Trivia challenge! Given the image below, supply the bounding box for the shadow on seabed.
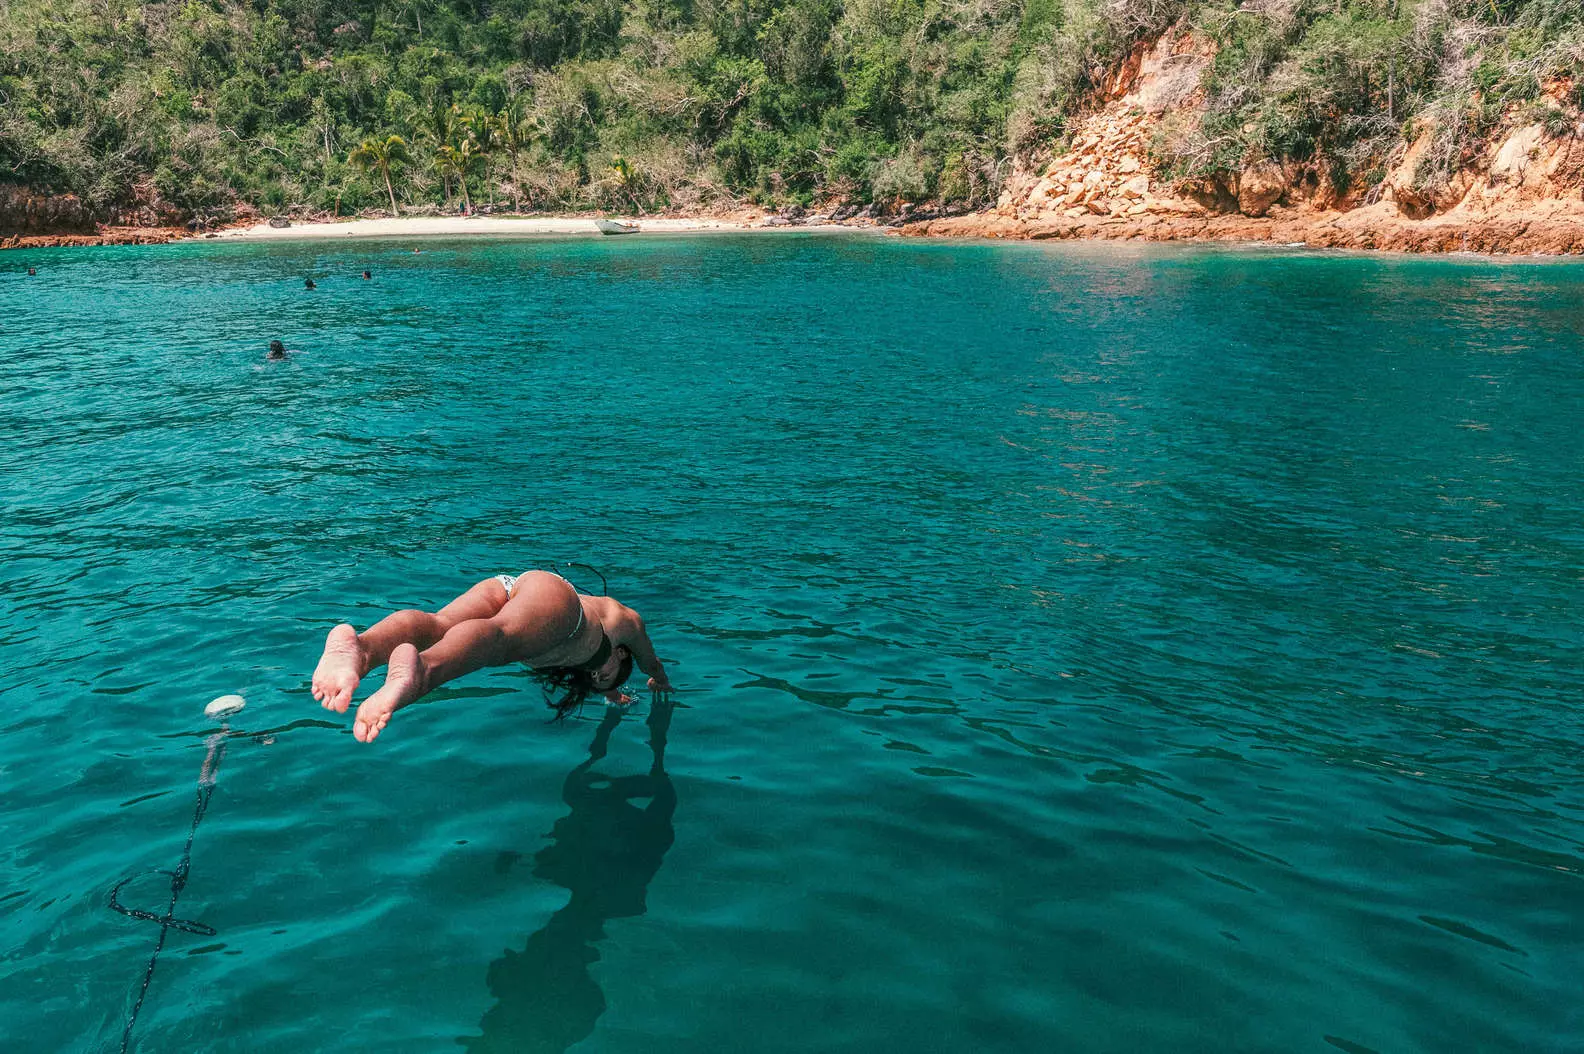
[462,697,678,1053]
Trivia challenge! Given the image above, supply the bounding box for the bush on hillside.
[1,0,1580,215]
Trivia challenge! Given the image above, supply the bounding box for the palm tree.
[421,98,456,149]
[418,98,458,200]
[492,104,530,212]
[457,106,497,152]
[457,107,500,205]
[348,135,410,216]
[609,155,645,214]
[436,141,483,213]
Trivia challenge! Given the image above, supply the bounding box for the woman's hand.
[647,673,672,693]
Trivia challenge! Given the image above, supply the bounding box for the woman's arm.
[612,606,670,691]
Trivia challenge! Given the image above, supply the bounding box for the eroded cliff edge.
[907,30,1584,254]
[0,184,210,250]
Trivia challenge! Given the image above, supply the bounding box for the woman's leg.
[311,578,508,712]
[350,572,585,743]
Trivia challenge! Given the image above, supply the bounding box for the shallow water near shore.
[2,234,1582,1053]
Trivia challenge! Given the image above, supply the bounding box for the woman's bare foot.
[312,624,368,712]
[354,643,427,743]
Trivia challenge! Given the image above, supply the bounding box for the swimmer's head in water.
[532,646,633,717]
[304,278,316,289]
[362,270,372,280]
[267,340,286,359]
[592,645,634,694]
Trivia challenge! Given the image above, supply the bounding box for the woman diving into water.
[311,570,671,743]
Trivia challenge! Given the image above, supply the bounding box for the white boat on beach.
[595,218,640,235]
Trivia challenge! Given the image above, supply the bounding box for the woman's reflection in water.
[464,698,677,1053]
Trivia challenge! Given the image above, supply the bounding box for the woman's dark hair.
[530,647,633,719]
[532,666,599,719]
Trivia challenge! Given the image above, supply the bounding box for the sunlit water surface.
[2,235,1581,1053]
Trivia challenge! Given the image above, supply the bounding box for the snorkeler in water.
[311,570,671,743]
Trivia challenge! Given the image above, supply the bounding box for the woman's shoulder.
[586,594,639,631]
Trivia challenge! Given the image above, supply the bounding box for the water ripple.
[2,238,1581,1052]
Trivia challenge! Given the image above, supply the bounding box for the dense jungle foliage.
[1,0,1581,217]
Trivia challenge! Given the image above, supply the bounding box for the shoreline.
[0,213,877,250]
[209,214,869,242]
[9,203,1584,255]
[902,200,1584,256]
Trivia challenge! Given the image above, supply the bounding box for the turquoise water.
[2,234,1581,1053]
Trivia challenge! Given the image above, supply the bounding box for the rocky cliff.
[908,30,1584,254]
[0,183,218,250]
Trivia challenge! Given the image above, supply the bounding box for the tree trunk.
[460,177,472,214]
[382,162,398,216]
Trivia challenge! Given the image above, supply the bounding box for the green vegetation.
[1157,0,1584,197]
[348,134,411,214]
[1,0,1581,219]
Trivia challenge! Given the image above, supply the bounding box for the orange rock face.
[1,227,185,250]
[931,29,1584,255]
[904,203,1584,256]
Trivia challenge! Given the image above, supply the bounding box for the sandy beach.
[213,214,866,242]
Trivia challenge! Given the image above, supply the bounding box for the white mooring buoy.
[204,694,246,719]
